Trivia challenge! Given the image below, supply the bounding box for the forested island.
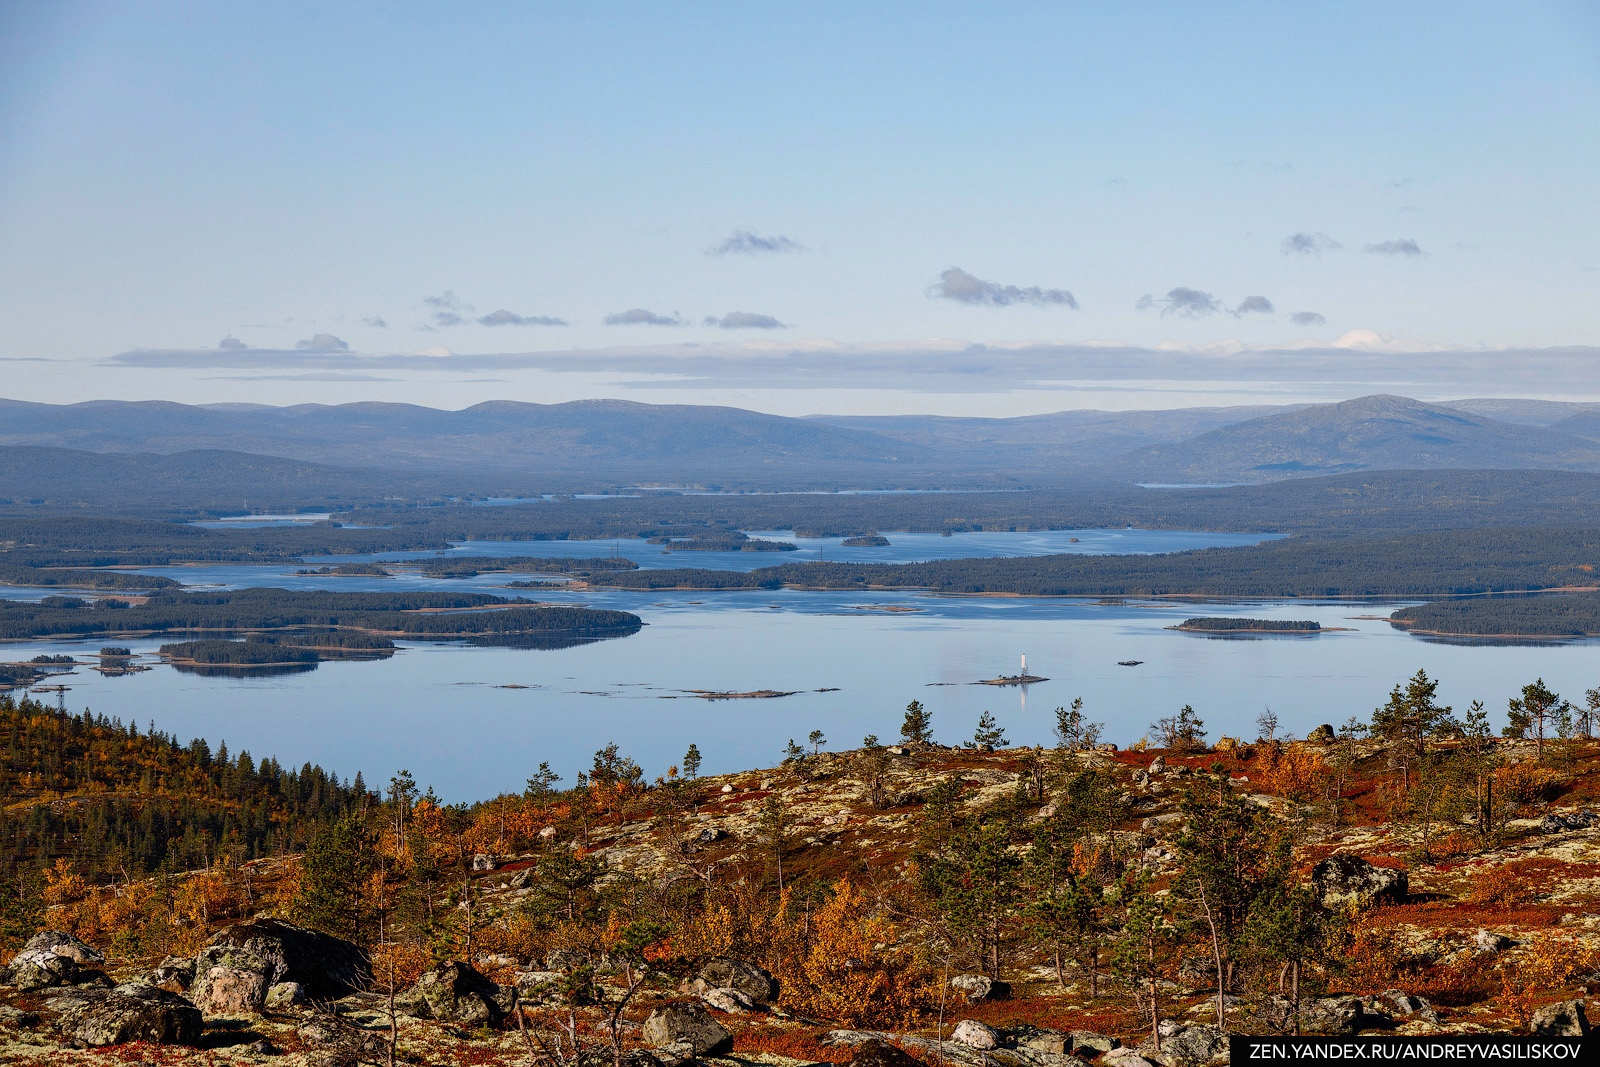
[403,555,639,578]
[841,534,891,547]
[1389,592,1600,638]
[0,588,642,648]
[294,562,393,576]
[578,525,1600,598]
[1175,617,1321,632]
[650,532,798,552]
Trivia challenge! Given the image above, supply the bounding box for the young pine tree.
[1505,677,1564,763]
[524,761,562,798]
[1054,698,1103,751]
[901,700,934,745]
[1372,669,1455,789]
[682,743,702,779]
[972,711,1007,750]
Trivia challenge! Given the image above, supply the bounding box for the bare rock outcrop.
[641,1002,733,1055]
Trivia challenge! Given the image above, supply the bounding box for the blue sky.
[3,2,1599,413]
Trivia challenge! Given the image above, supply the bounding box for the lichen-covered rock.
[1538,812,1598,834]
[266,980,308,1009]
[951,1020,1000,1050]
[405,961,505,1026]
[197,918,369,999]
[849,1039,923,1067]
[1381,989,1440,1024]
[697,957,776,1003]
[1299,996,1366,1035]
[1531,1000,1589,1037]
[1071,1031,1120,1053]
[51,983,203,1047]
[1102,1050,1161,1067]
[191,964,269,1016]
[1154,1025,1229,1066]
[1017,1029,1069,1054]
[6,930,106,991]
[146,955,195,992]
[641,1003,733,1055]
[1306,724,1335,743]
[700,985,754,1013]
[949,973,1011,1003]
[1311,855,1407,910]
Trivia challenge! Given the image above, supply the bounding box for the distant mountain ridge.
[1118,395,1600,481]
[3,394,1600,492]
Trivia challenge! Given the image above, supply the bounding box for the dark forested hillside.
[0,694,361,882]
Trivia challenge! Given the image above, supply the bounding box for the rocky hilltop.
[4,696,1600,1065]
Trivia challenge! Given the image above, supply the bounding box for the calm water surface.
[4,528,1597,800]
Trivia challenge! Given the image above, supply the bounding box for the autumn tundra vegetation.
[3,672,1600,1064]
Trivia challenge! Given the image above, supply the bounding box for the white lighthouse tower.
[1020,653,1027,678]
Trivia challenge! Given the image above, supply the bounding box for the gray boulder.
[1531,1000,1589,1037]
[641,1003,733,1055]
[1306,724,1335,743]
[1102,1050,1162,1067]
[6,930,106,991]
[1154,1025,1228,1066]
[191,962,269,1016]
[697,957,776,1003]
[1311,855,1407,910]
[950,973,1010,1003]
[849,1039,923,1067]
[197,918,370,999]
[1299,996,1366,1035]
[1017,1030,1070,1054]
[50,982,203,1047]
[701,986,754,1014]
[1381,990,1440,1024]
[146,955,195,992]
[405,961,505,1027]
[266,980,308,1010]
[1071,1031,1120,1053]
[951,1020,1000,1050]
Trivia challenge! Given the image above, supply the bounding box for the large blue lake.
[3,528,1597,801]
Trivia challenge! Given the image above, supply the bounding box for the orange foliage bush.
[770,878,936,1027]
[1494,763,1565,808]
[1496,934,1600,1029]
[369,941,433,993]
[1254,745,1326,802]
[1466,863,1540,912]
[733,1028,856,1064]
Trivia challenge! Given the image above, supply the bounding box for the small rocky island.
[978,673,1048,686]
[840,534,891,547]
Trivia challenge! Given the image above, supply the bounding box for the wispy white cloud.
[708,229,806,256]
[604,308,684,326]
[1280,232,1342,255]
[1364,238,1423,256]
[704,312,786,329]
[1136,287,1221,317]
[477,309,567,327]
